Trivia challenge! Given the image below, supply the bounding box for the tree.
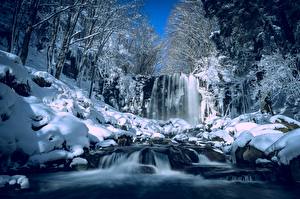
[162,0,217,74]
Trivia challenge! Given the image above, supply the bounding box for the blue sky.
[143,0,178,37]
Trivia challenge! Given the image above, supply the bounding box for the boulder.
[70,157,88,171]
[116,134,133,146]
[134,165,156,174]
[242,146,264,163]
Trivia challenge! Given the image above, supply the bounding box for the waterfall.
[153,152,171,171]
[147,73,201,125]
[98,150,172,174]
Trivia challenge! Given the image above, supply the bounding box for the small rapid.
[98,149,174,175]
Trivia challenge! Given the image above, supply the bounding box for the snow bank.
[0,50,28,82]
[249,133,283,152]
[265,128,300,165]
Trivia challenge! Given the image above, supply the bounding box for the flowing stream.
[1,148,300,199]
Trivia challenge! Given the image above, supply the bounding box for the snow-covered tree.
[161,0,218,74]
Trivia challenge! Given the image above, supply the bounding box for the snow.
[96,139,117,148]
[209,130,234,144]
[248,123,286,136]
[173,134,189,142]
[70,157,88,167]
[39,112,89,154]
[0,175,29,189]
[234,122,258,137]
[270,115,300,127]
[151,133,165,139]
[84,120,112,142]
[249,133,283,152]
[265,128,300,165]
[0,50,28,82]
[28,150,74,165]
[255,158,272,164]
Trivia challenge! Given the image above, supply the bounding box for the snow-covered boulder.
[96,139,117,148]
[172,134,189,143]
[265,128,300,165]
[70,157,88,171]
[231,131,254,164]
[209,130,234,144]
[0,175,29,189]
[270,115,300,131]
[234,122,258,137]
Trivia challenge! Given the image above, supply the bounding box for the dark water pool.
[1,170,300,199]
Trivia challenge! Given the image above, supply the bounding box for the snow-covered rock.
[0,175,29,189]
[96,139,117,148]
[173,134,189,143]
[234,122,258,137]
[231,131,254,163]
[70,157,88,170]
[249,133,283,152]
[265,128,300,165]
[209,130,234,144]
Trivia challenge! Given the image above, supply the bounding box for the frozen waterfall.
[147,73,201,125]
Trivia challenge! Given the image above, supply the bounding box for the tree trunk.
[47,15,60,75]
[8,0,22,53]
[88,60,97,99]
[19,0,39,65]
[19,26,33,65]
[54,2,83,79]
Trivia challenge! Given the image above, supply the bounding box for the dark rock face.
[116,135,133,146]
[32,76,51,87]
[235,145,265,165]
[242,146,265,163]
[98,75,155,117]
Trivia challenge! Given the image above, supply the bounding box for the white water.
[147,73,201,125]
[98,150,173,174]
[153,152,172,172]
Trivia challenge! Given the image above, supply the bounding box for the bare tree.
[162,0,217,74]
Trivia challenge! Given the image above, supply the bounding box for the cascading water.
[147,73,201,125]
[98,150,173,174]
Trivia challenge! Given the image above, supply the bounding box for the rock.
[199,147,226,163]
[0,71,31,97]
[0,175,29,190]
[168,146,193,169]
[172,134,189,143]
[242,146,264,163]
[234,146,248,165]
[32,76,51,87]
[96,139,117,148]
[134,165,156,174]
[116,134,133,146]
[270,115,300,132]
[70,157,88,171]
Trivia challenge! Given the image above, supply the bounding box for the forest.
[0,0,300,198]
